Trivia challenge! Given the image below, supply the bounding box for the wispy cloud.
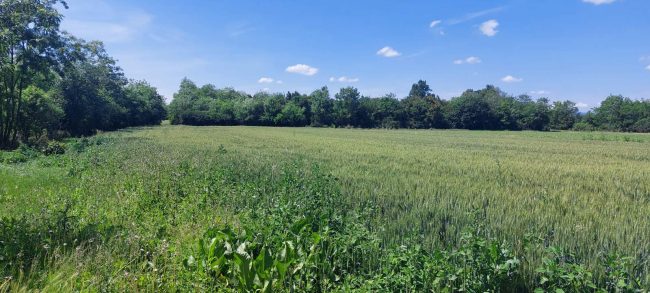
[502,75,523,83]
[228,22,257,37]
[582,0,616,5]
[286,64,319,76]
[429,20,442,28]
[377,46,401,58]
[530,90,550,95]
[62,0,186,44]
[63,11,153,43]
[447,7,505,25]
[480,20,499,37]
[329,76,360,83]
[148,28,185,43]
[576,102,591,110]
[454,56,482,65]
[646,64,650,71]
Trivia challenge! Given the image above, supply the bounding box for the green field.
[1,126,649,291]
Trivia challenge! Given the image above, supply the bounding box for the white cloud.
[465,56,482,64]
[259,77,284,84]
[329,76,360,83]
[258,77,274,84]
[429,20,442,28]
[286,64,319,76]
[480,19,499,37]
[454,56,482,65]
[646,64,650,71]
[530,90,550,95]
[576,102,590,109]
[582,0,616,5]
[501,75,523,83]
[377,46,401,58]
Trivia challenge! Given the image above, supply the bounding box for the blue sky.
[60,0,650,110]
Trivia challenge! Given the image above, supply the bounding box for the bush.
[572,122,595,131]
[41,141,67,155]
[534,247,597,292]
[0,145,41,164]
[1,151,29,164]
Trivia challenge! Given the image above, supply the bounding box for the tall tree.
[549,100,579,130]
[360,93,403,128]
[402,80,447,129]
[57,38,128,135]
[408,80,432,98]
[333,87,361,127]
[309,87,333,127]
[447,90,500,130]
[0,0,67,149]
[124,80,167,126]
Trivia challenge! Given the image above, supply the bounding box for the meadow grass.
[1,125,648,291]
[133,126,650,284]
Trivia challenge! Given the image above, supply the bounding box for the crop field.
[1,126,649,291]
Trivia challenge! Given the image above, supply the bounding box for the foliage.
[0,1,165,150]
[549,101,579,130]
[584,95,650,132]
[0,0,67,149]
[167,78,650,133]
[534,247,598,292]
[366,228,521,292]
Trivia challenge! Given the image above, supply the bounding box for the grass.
[1,125,648,291]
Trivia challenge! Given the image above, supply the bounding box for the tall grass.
[0,125,648,290]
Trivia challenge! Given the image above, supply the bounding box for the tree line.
[0,0,166,150]
[169,79,650,132]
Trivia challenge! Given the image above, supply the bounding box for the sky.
[59,0,650,110]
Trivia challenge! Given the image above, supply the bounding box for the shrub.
[534,247,597,292]
[41,141,67,156]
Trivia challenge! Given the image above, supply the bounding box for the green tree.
[124,80,167,126]
[447,91,500,130]
[262,93,285,126]
[57,38,128,135]
[360,94,403,129]
[591,95,649,131]
[408,80,432,98]
[518,97,550,131]
[19,85,63,141]
[402,81,447,129]
[275,101,306,126]
[0,0,67,149]
[333,87,361,127]
[549,100,579,130]
[309,87,333,127]
[168,78,199,125]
